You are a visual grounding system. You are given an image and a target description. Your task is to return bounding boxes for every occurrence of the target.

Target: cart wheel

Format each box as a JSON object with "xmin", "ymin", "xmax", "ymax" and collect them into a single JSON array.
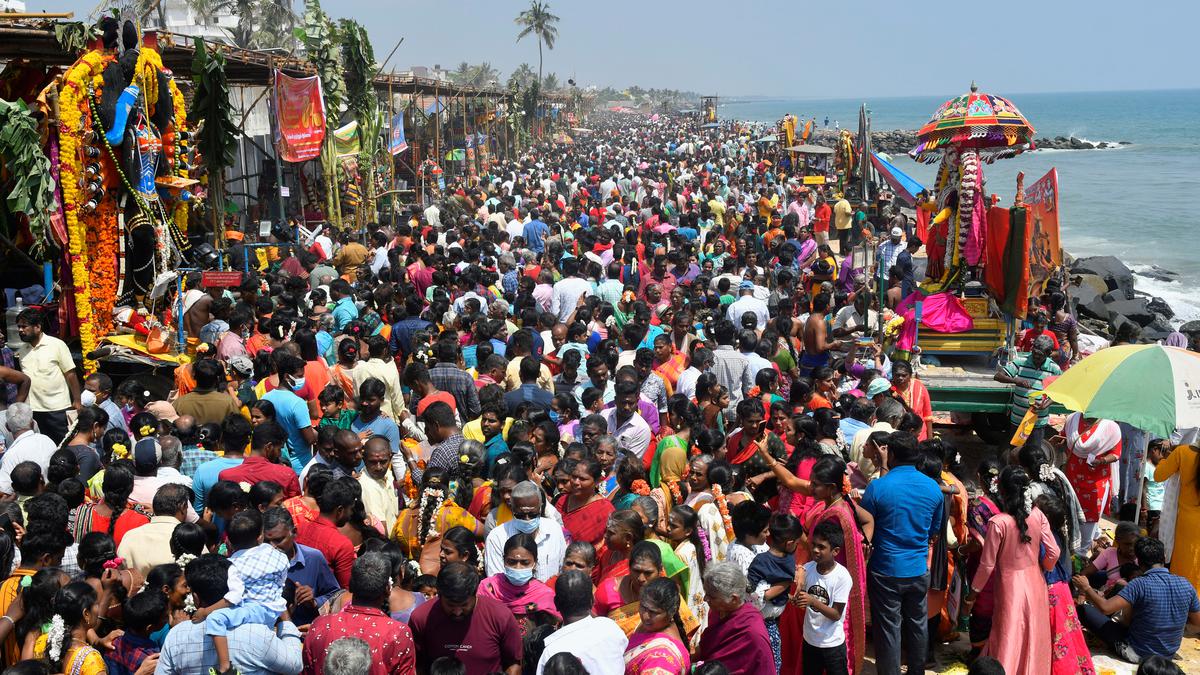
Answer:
[{"xmin": 971, "ymin": 413, "xmax": 1010, "ymax": 447}]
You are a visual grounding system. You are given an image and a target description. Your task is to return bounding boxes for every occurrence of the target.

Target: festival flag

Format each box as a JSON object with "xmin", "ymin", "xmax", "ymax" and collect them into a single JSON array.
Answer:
[
  {"xmin": 273, "ymin": 71, "xmax": 326, "ymax": 162},
  {"xmin": 388, "ymin": 112, "xmax": 408, "ymax": 155},
  {"xmin": 1024, "ymin": 168, "xmax": 1062, "ymax": 298}
]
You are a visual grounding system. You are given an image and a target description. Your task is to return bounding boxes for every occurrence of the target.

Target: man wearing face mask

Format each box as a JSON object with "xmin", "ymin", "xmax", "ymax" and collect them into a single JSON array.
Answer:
[
  {"xmin": 261, "ymin": 352, "xmax": 319, "ymax": 473},
  {"xmin": 82, "ymin": 373, "xmax": 127, "ymax": 434},
  {"xmin": 484, "ymin": 481, "xmax": 566, "ymax": 582},
  {"xmin": 409, "ymin": 562, "xmax": 523, "ymax": 675}
]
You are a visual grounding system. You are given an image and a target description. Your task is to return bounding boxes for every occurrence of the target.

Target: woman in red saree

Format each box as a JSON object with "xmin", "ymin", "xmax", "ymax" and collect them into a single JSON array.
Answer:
[
  {"xmin": 1063, "ymin": 412, "xmax": 1122, "ymax": 553},
  {"xmin": 761, "ymin": 451, "xmax": 873, "ymax": 675},
  {"xmin": 891, "ymin": 360, "xmax": 933, "ymax": 440},
  {"xmin": 594, "ymin": 541, "xmax": 699, "ymax": 639},
  {"xmin": 555, "ymin": 456, "xmax": 616, "ymax": 548}
]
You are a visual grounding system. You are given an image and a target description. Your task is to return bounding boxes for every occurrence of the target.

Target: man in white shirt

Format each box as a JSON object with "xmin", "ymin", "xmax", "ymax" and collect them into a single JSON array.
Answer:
[
  {"xmin": 506, "ymin": 208, "xmax": 527, "ymax": 241},
  {"xmin": 0, "ymin": 403, "xmax": 56, "ymax": 495},
  {"xmin": 549, "ymin": 257, "xmax": 593, "ymax": 322},
  {"xmin": 537, "ymin": 571, "xmax": 627, "ymax": 675},
  {"xmin": 484, "ymin": 481, "xmax": 565, "ymax": 582},
  {"xmin": 16, "ymin": 308, "xmax": 81, "ymax": 444},
  {"xmin": 676, "ymin": 348, "xmax": 713, "ymax": 402},
  {"xmin": 603, "ymin": 381, "xmax": 652, "ymax": 458},
  {"xmin": 726, "ymin": 280, "xmax": 770, "ymax": 330},
  {"xmin": 423, "ymin": 203, "xmax": 441, "ymax": 229}
]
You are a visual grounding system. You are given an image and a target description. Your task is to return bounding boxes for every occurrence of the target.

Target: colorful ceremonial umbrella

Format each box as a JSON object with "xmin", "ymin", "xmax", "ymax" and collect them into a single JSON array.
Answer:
[
  {"xmin": 1042, "ymin": 344, "xmax": 1200, "ymax": 437},
  {"xmin": 910, "ymin": 83, "xmax": 1037, "ymax": 162}
]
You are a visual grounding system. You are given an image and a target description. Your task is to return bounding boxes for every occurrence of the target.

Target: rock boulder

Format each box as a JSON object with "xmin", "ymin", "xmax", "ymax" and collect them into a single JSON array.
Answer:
[
  {"xmin": 1071, "ymin": 282, "xmax": 1110, "ymax": 322},
  {"xmin": 1071, "ymin": 256, "xmax": 1135, "ymax": 300},
  {"xmin": 1147, "ymin": 297, "xmax": 1175, "ymax": 320},
  {"xmin": 1107, "ymin": 297, "xmax": 1155, "ymax": 327}
]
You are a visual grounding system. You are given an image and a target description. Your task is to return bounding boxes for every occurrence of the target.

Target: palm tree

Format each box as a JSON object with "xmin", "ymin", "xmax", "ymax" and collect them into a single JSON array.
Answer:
[
  {"xmin": 507, "ymin": 63, "xmax": 536, "ymax": 90},
  {"xmin": 470, "ymin": 62, "xmax": 501, "ymax": 88},
  {"xmin": 542, "ymin": 72, "xmax": 559, "ymax": 92},
  {"xmin": 451, "ymin": 61, "xmax": 474, "ymax": 84},
  {"xmin": 514, "ymin": 1, "xmax": 559, "ymax": 87}
]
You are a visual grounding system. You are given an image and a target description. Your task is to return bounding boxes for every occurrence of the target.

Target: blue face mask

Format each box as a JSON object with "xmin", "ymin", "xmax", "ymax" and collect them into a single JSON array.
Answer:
[
  {"xmin": 510, "ymin": 516, "xmax": 539, "ymax": 534},
  {"xmin": 547, "ymin": 410, "xmax": 560, "ymax": 424},
  {"xmin": 291, "ymin": 377, "xmax": 307, "ymax": 393},
  {"xmin": 504, "ymin": 566, "xmax": 534, "ymax": 586}
]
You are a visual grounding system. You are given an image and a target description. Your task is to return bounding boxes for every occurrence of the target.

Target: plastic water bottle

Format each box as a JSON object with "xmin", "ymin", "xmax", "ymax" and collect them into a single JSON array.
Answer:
[{"xmin": 5, "ymin": 294, "xmax": 22, "ymax": 344}]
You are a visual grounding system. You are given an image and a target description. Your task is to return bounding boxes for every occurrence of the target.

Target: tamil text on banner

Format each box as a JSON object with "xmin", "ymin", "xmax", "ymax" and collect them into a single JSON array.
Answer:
[
  {"xmin": 274, "ymin": 71, "xmax": 326, "ymax": 162},
  {"xmin": 1024, "ymin": 168, "xmax": 1063, "ymax": 299},
  {"xmin": 388, "ymin": 113, "xmax": 408, "ymax": 155}
]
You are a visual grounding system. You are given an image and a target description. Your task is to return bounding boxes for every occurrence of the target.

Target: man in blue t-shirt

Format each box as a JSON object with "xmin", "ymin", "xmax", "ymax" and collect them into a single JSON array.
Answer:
[
  {"xmin": 860, "ymin": 431, "xmax": 944, "ymax": 674},
  {"xmin": 261, "ymin": 353, "xmax": 318, "ymax": 473},
  {"xmin": 1075, "ymin": 536, "xmax": 1200, "ymax": 663},
  {"xmin": 523, "ymin": 208, "xmax": 549, "ymax": 254}
]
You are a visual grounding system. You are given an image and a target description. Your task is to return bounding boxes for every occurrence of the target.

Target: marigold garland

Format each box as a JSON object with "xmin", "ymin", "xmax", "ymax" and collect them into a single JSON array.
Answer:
[
  {"xmin": 167, "ymin": 76, "xmax": 190, "ymax": 233},
  {"xmin": 711, "ymin": 484, "xmax": 735, "ymax": 541},
  {"xmin": 58, "ymin": 49, "xmax": 113, "ymax": 374},
  {"xmin": 135, "ymin": 46, "xmax": 163, "ymax": 112}
]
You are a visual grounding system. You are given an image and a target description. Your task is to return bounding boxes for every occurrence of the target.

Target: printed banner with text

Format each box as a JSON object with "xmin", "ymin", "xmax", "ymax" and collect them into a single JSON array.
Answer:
[
  {"xmin": 1024, "ymin": 168, "xmax": 1062, "ymax": 298},
  {"xmin": 273, "ymin": 71, "xmax": 326, "ymax": 162}
]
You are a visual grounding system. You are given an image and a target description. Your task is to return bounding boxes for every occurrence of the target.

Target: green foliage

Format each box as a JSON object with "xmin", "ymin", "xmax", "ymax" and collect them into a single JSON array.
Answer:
[
  {"xmin": 0, "ymin": 100, "xmax": 56, "ymax": 259},
  {"xmin": 338, "ymin": 19, "xmax": 377, "ymax": 122},
  {"xmin": 303, "ymin": 0, "xmax": 346, "ymax": 134},
  {"xmin": 188, "ymin": 37, "xmax": 239, "ymax": 175},
  {"xmin": 53, "ymin": 22, "xmax": 99, "ymax": 55}
]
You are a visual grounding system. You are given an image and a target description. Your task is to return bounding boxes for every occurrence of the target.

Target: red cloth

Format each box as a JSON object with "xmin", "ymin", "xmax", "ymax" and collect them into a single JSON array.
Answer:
[
  {"xmin": 915, "ymin": 204, "xmax": 931, "ymax": 241},
  {"xmin": 219, "ymin": 456, "xmax": 301, "ymax": 499},
  {"xmin": 555, "ymin": 494, "xmax": 615, "ymax": 548},
  {"xmin": 408, "ymin": 594, "xmax": 523, "ymax": 674},
  {"xmin": 1017, "ymin": 329, "xmax": 1060, "ymax": 353},
  {"xmin": 984, "ymin": 206, "xmax": 1012, "ymax": 303},
  {"xmin": 296, "ymin": 515, "xmax": 357, "ymax": 588},
  {"xmin": 303, "ymin": 604, "xmax": 416, "ymax": 675}
]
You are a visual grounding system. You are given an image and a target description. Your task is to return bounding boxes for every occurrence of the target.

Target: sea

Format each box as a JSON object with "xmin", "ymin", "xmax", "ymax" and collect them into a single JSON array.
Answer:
[{"xmin": 722, "ymin": 89, "xmax": 1200, "ymax": 324}]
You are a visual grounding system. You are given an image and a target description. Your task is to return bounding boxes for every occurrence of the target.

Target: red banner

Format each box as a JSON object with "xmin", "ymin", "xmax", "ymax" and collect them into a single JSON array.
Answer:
[
  {"xmin": 1024, "ymin": 168, "xmax": 1062, "ymax": 297},
  {"xmin": 274, "ymin": 71, "xmax": 326, "ymax": 162}
]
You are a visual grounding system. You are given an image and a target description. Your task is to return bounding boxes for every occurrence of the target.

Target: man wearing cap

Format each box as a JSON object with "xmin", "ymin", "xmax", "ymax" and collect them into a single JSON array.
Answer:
[
  {"xmin": 726, "ymin": 280, "xmax": 770, "ymax": 330},
  {"xmin": 877, "ymin": 227, "xmax": 906, "ymax": 282}
]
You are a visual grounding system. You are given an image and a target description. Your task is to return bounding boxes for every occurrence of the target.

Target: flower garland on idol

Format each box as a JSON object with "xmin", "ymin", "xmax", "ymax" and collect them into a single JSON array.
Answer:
[{"xmin": 58, "ymin": 50, "xmax": 113, "ymax": 373}]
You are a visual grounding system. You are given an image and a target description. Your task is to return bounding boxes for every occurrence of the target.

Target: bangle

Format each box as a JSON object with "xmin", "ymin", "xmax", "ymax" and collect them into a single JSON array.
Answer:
[{"xmin": 0, "ymin": 615, "xmax": 11, "ymax": 626}]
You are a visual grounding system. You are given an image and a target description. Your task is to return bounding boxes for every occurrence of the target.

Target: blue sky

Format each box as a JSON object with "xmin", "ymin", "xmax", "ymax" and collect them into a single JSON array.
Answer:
[{"xmin": 35, "ymin": 0, "xmax": 1200, "ymax": 97}]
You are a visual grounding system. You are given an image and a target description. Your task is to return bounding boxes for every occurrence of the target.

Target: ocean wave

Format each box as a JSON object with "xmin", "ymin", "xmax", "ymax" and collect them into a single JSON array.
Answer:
[
  {"xmin": 1129, "ymin": 266, "xmax": 1200, "ymax": 326},
  {"xmin": 1034, "ymin": 138, "xmax": 1130, "ymax": 153}
]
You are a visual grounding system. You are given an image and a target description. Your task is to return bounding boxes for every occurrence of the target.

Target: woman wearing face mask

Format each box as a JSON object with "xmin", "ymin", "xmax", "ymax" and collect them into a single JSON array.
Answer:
[{"xmin": 477, "ymin": 532, "xmax": 560, "ymax": 632}]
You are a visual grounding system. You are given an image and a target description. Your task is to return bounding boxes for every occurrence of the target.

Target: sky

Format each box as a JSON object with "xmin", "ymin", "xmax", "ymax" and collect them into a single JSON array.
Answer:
[{"xmin": 32, "ymin": 0, "xmax": 1200, "ymax": 98}]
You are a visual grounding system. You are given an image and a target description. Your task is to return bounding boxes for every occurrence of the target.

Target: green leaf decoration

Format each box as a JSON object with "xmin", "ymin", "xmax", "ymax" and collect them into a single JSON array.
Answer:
[{"xmin": 0, "ymin": 99, "xmax": 56, "ymax": 259}]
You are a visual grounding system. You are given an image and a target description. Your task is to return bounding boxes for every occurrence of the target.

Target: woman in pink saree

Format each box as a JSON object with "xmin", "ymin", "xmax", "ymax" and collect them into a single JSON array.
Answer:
[{"xmin": 623, "ymin": 578, "xmax": 691, "ymax": 675}]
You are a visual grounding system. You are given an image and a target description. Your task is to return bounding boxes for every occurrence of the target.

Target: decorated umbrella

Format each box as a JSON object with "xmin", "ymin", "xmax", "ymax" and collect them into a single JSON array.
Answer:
[
  {"xmin": 910, "ymin": 82, "xmax": 1036, "ymax": 163},
  {"xmin": 1043, "ymin": 344, "xmax": 1200, "ymax": 438}
]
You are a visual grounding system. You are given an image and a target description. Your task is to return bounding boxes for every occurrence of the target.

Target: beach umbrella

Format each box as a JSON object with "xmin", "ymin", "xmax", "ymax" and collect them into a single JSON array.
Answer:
[
  {"xmin": 1042, "ymin": 344, "xmax": 1200, "ymax": 437},
  {"xmin": 871, "ymin": 152, "xmax": 926, "ymax": 206},
  {"xmin": 910, "ymin": 82, "xmax": 1037, "ymax": 163}
]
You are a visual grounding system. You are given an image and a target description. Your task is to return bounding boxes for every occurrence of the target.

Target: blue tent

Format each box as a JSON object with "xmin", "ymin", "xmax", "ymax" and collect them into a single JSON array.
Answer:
[{"xmin": 871, "ymin": 152, "xmax": 926, "ymax": 206}]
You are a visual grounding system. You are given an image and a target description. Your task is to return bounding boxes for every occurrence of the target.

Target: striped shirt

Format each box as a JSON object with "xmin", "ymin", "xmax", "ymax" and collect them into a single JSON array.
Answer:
[{"xmin": 1002, "ymin": 355, "xmax": 1062, "ymax": 426}]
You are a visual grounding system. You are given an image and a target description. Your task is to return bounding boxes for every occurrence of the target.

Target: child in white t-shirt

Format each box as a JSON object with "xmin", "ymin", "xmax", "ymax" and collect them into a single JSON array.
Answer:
[{"xmin": 797, "ymin": 520, "xmax": 852, "ymax": 675}]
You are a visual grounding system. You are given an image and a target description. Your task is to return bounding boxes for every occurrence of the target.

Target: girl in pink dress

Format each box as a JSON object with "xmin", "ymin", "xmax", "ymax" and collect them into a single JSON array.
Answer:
[{"xmin": 967, "ymin": 466, "xmax": 1060, "ymax": 675}]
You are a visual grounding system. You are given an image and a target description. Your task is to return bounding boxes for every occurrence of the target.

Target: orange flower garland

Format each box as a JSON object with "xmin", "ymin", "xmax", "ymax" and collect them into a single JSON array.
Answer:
[
  {"xmin": 711, "ymin": 484, "xmax": 735, "ymax": 541},
  {"xmin": 167, "ymin": 76, "xmax": 189, "ymax": 233},
  {"xmin": 85, "ymin": 199, "xmax": 119, "ymax": 337},
  {"xmin": 58, "ymin": 49, "xmax": 113, "ymax": 374}
]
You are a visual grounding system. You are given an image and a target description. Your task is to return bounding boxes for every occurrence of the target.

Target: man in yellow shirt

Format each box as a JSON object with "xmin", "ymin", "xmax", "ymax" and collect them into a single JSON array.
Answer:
[
  {"xmin": 833, "ymin": 196, "xmax": 855, "ymax": 253},
  {"xmin": 708, "ymin": 194, "xmax": 726, "ymax": 228}
]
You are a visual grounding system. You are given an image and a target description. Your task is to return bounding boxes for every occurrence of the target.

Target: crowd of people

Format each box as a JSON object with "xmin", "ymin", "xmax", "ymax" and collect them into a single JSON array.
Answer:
[{"xmin": 0, "ymin": 110, "xmax": 1194, "ymax": 675}]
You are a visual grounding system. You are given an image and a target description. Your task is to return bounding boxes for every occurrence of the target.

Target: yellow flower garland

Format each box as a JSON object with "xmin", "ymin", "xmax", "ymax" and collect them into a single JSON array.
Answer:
[
  {"xmin": 59, "ymin": 49, "xmax": 112, "ymax": 374},
  {"xmin": 168, "ymin": 76, "xmax": 189, "ymax": 233},
  {"xmin": 135, "ymin": 46, "xmax": 163, "ymax": 112}
]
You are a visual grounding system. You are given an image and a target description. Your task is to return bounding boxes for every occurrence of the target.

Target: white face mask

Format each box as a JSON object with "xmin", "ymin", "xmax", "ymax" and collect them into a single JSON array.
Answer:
[{"xmin": 80, "ymin": 390, "xmax": 97, "ymax": 407}]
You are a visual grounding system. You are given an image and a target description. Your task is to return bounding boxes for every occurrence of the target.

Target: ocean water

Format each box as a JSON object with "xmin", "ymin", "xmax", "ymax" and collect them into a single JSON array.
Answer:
[{"xmin": 722, "ymin": 90, "xmax": 1200, "ymax": 323}]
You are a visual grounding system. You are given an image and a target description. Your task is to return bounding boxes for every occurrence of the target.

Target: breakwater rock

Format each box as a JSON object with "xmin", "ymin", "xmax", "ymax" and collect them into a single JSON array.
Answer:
[
  {"xmin": 1069, "ymin": 255, "xmax": 1178, "ymax": 340},
  {"xmin": 1034, "ymin": 136, "xmax": 1130, "ymax": 150}
]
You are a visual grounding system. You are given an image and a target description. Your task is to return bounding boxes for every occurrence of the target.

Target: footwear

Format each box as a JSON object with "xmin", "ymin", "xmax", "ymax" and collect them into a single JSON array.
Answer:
[{"xmin": 1114, "ymin": 641, "xmax": 1141, "ymax": 664}]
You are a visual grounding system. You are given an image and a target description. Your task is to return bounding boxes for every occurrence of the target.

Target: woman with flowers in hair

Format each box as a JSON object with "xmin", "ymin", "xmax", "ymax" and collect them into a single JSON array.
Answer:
[
  {"xmin": 71, "ymin": 462, "xmax": 148, "ymax": 547},
  {"xmin": 35, "ymin": 581, "xmax": 108, "ymax": 675},
  {"xmin": 391, "ymin": 466, "xmax": 482, "ymax": 573},
  {"xmin": 683, "ymin": 456, "xmax": 733, "ymax": 563}
]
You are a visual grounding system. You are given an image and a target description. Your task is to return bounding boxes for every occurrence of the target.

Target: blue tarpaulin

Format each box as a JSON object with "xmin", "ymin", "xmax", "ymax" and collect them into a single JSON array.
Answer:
[{"xmin": 871, "ymin": 152, "xmax": 926, "ymax": 206}]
